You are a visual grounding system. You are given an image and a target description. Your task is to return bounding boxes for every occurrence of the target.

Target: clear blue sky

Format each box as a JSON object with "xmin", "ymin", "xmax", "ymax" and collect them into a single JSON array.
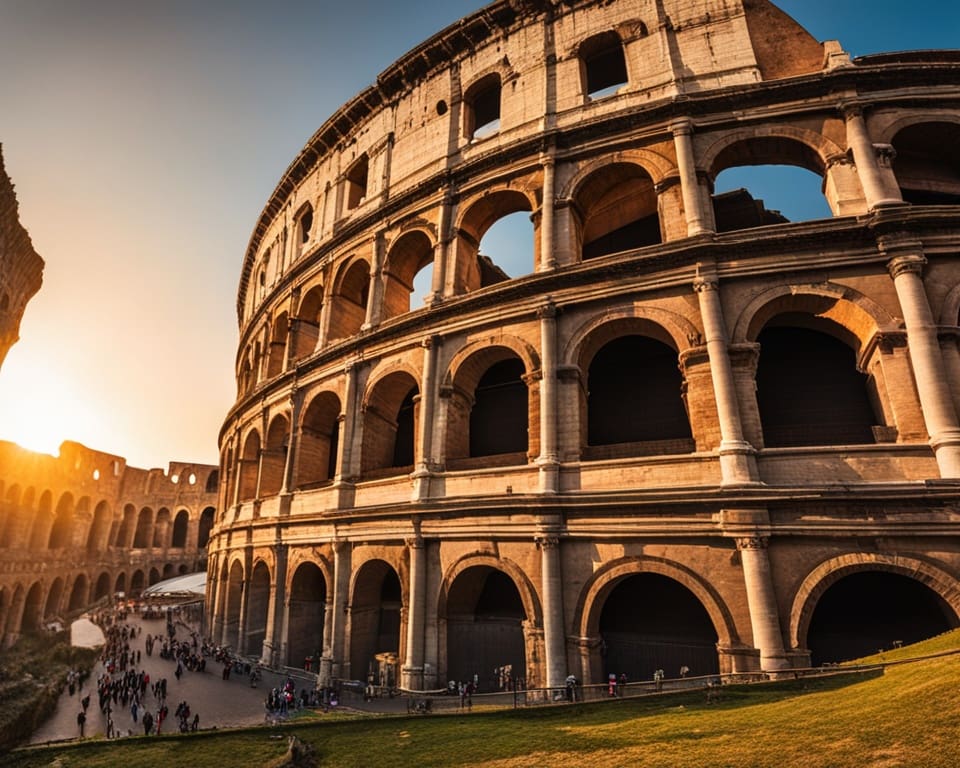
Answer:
[{"xmin": 0, "ymin": 0, "xmax": 956, "ymax": 469}]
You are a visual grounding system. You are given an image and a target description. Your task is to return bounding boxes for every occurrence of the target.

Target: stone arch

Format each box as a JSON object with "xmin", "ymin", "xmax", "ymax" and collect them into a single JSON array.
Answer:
[
  {"xmin": 133, "ymin": 507, "xmax": 154, "ymax": 548},
  {"xmin": 171, "ymin": 509, "xmax": 189, "ymax": 548},
  {"xmin": 114, "ymin": 572, "xmax": 127, "ymax": 595},
  {"xmin": 44, "ymin": 577, "xmax": 64, "ymax": 621},
  {"xmin": 246, "ymin": 559, "xmax": 272, "ymax": 659},
  {"xmin": 382, "ymin": 228, "xmax": 436, "ymax": 319},
  {"xmin": 223, "ymin": 558, "xmax": 244, "ymax": 650},
  {"xmin": 68, "ymin": 574, "xmax": 89, "ymax": 612},
  {"xmin": 153, "ymin": 507, "xmax": 171, "ymax": 548},
  {"xmin": 261, "ymin": 412, "xmax": 290, "ymax": 497},
  {"xmin": 788, "ymin": 552, "xmax": 960, "ymax": 653},
  {"xmin": 29, "ymin": 490, "xmax": 53, "ymax": 551},
  {"xmin": 452, "ymin": 188, "xmax": 537, "ymax": 293},
  {"xmin": 731, "ymin": 282, "xmax": 896, "ymax": 347},
  {"xmin": 94, "ymin": 572, "xmax": 112, "ymax": 601},
  {"xmin": 700, "ymin": 125, "xmax": 843, "ymax": 181},
  {"xmin": 22, "ymin": 581, "xmax": 44, "ymax": 633},
  {"xmin": 349, "ymin": 557, "xmax": 405, "ymax": 685},
  {"xmin": 238, "ymin": 428, "xmax": 261, "ymax": 502},
  {"xmin": 198, "ymin": 507, "xmax": 215, "ymax": 549},
  {"xmin": 297, "ymin": 389, "xmax": 343, "ymax": 487},
  {"xmin": 328, "ymin": 256, "xmax": 370, "ymax": 342},
  {"xmin": 291, "ymin": 280, "xmax": 326, "ymax": 361},
  {"xmin": 886, "ymin": 118, "xmax": 960, "ymax": 205},
  {"xmin": 286, "ymin": 559, "xmax": 328, "ymax": 667},
  {"xmin": 560, "ymin": 150, "xmax": 674, "ymax": 199},
  {"xmin": 438, "ymin": 553, "xmax": 542, "ymax": 628},
  {"xmin": 86, "ymin": 500, "xmax": 112, "ymax": 553},
  {"xmin": 130, "ymin": 569, "xmax": 146, "ymax": 595},
  {"xmin": 360, "ymin": 367, "xmax": 420, "ymax": 475},
  {"xmin": 266, "ymin": 311, "xmax": 289, "ymax": 378}
]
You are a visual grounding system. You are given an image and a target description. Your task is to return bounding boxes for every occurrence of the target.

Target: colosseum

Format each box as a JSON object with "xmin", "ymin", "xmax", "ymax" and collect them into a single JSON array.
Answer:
[{"xmin": 208, "ymin": 0, "xmax": 960, "ymax": 692}]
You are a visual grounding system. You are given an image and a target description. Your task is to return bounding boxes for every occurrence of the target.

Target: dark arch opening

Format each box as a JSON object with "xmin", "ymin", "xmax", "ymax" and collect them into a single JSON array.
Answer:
[
  {"xmin": 807, "ymin": 572, "xmax": 958, "ymax": 665},
  {"xmin": 586, "ymin": 335, "xmax": 692, "ymax": 457},
  {"xmin": 68, "ymin": 576, "xmax": 88, "ymax": 612},
  {"xmin": 577, "ymin": 164, "xmax": 661, "ymax": 259},
  {"xmin": 94, "ymin": 572, "xmax": 111, "ymax": 601},
  {"xmin": 598, "ymin": 573, "xmax": 719, "ymax": 681},
  {"xmin": 891, "ymin": 122, "xmax": 960, "ymax": 205},
  {"xmin": 350, "ymin": 562, "xmax": 402, "ymax": 686},
  {"xmin": 469, "ymin": 359, "xmax": 528, "ymax": 458},
  {"xmin": 171, "ymin": 510, "xmax": 189, "ymax": 548},
  {"xmin": 446, "ymin": 567, "xmax": 526, "ymax": 691},
  {"xmin": 287, "ymin": 563, "xmax": 327, "ymax": 667},
  {"xmin": 246, "ymin": 562, "xmax": 271, "ymax": 659},
  {"xmin": 198, "ymin": 507, "xmax": 215, "ymax": 549},
  {"xmin": 757, "ymin": 324, "xmax": 878, "ymax": 447}
]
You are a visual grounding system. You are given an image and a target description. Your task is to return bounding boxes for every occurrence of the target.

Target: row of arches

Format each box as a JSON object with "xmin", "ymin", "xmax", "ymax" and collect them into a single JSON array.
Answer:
[
  {"xmin": 0, "ymin": 563, "xmax": 196, "ymax": 645},
  {"xmin": 0, "ymin": 488, "xmax": 215, "ymax": 554},
  {"xmin": 241, "ymin": 118, "xmax": 960, "ymax": 386},
  {"xmin": 225, "ymin": 282, "xmax": 950, "ymax": 500},
  {"xmin": 215, "ymin": 548, "xmax": 959, "ymax": 686}
]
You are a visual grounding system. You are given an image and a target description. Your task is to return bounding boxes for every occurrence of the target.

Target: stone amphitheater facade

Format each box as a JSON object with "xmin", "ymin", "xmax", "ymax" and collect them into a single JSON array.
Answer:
[
  {"xmin": 0, "ymin": 440, "xmax": 218, "ymax": 646},
  {"xmin": 0, "ymin": 145, "xmax": 43, "ymax": 372},
  {"xmin": 209, "ymin": 0, "xmax": 960, "ymax": 691}
]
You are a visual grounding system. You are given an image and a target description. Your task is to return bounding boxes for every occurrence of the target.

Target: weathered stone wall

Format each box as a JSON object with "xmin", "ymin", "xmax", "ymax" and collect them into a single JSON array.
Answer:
[{"xmin": 212, "ymin": 0, "xmax": 960, "ymax": 689}]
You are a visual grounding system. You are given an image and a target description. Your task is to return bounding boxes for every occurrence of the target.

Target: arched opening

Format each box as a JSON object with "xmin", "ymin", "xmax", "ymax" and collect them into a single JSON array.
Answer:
[
  {"xmin": 292, "ymin": 284, "xmax": 324, "ymax": 361},
  {"xmin": 469, "ymin": 358, "xmax": 529, "ymax": 459},
  {"xmin": 350, "ymin": 561, "xmax": 402, "ymax": 685},
  {"xmin": 48, "ymin": 493, "xmax": 74, "ymax": 549},
  {"xmin": 455, "ymin": 191, "xmax": 535, "ymax": 294},
  {"xmin": 198, "ymin": 507, "xmax": 215, "ymax": 549},
  {"xmin": 710, "ymin": 138, "xmax": 829, "ymax": 231},
  {"xmin": 130, "ymin": 570, "xmax": 145, "ymax": 596},
  {"xmin": 345, "ymin": 154, "xmax": 369, "ymax": 211},
  {"xmin": 163, "ymin": 563, "xmax": 175, "ymax": 579},
  {"xmin": 94, "ymin": 572, "xmax": 111, "ymax": 601},
  {"xmin": 891, "ymin": 122, "xmax": 960, "ymax": 205},
  {"xmin": 295, "ymin": 203, "xmax": 313, "ymax": 260},
  {"xmin": 298, "ymin": 392, "xmax": 341, "ymax": 488},
  {"xmin": 22, "ymin": 582, "xmax": 44, "ymax": 633},
  {"xmin": 178, "ymin": 564, "xmax": 189, "ymax": 575},
  {"xmin": 757, "ymin": 322, "xmax": 879, "ymax": 447},
  {"xmin": 327, "ymin": 260, "xmax": 370, "ymax": 342},
  {"xmin": 171, "ymin": 510, "xmax": 189, "ymax": 548},
  {"xmin": 68, "ymin": 575, "xmax": 88, "ymax": 613},
  {"xmin": 361, "ymin": 372, "xmax": 419, "ymax": 477},
  {"xmin": 239, "ymin": 431, "xmax": 261, "ymax": 502},
  {"xmin": 205, "ymin": 470, "xmax": 219, "ymax": 494},
  {"xmin": 153, "ymin": 508, "xmax": 170, "ymax": 548},
  {"xmin": 114, "ymin": 572, "xmax": 126, "ymax": 596},
  {"xmin": 287, "ymin": 562, "xmax": 327, "ymax": 667},
  {"xmin": 464, "ymin": 72, "xmax": 501, "ymax": 140},
  {"xmin": 266, "ymin": 312, "xmax": 289, "ymax": 378},
  {"xmin": 224, "ymin": 561, "xmax": 243, "ymax": 650},
  {"xmin": 598, "ymin": 573, "xmax": 719, "ymax": 680},
  {"xmin": 807, "ymin": 572, "xmax": 958, "ymax": 665},
  {"xmin": 246, "ymin": 561, "xmax": 271, "ymax": 659},
  {"xmin": 446, "ymin": 567, "xmax": 527, "ymax": 691},
  {"xmin": 114, "ymin": 504, "xmax": 136, "ymax": 548},
  {"xmin": 575, "ymin": 163, "xmax": 661, "ymax": 260},
  {"xmin": 29, "ymin": 491, "xmax": 53, "ymax": 551},
  {"xmin": 383, "ymin": 231, "xmax": 435, "ymax": 319},
  {"xmin": 86, "ymin": 501, "xmax": 111, "ymax": 553},
  {"xmin": 44, "ymin": 577, "xmax": 64, "ymax": 621},
  {"xmin": 133, "ymin": 508, "xmax": 153, "ymax": 548},
  {"xmin": 580, "ymin": 31, "xmax": 628, "ymax": 99},
  {"xmin": 585, "ymin": 334, "xmax": 693, "ymax": 459},
  {"xmin": 260, "ymin": 415, "xmax": 290, "ymax": 497}
]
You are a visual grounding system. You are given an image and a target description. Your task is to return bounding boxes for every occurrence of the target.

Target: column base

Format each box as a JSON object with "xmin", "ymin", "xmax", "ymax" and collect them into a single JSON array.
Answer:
[
  {"xmin": 931, "ymin": 430, "xmax": 960, "ymax": 478},
  {"xmin": 537, "ymin": 457, "xmax": 560, "ymax": 494},
  {"xmin": 718, "ymin": 441, "xmax": 761, "ymax": 486},
  {"xmin": 401, "ymin": 665, "xmax": 424, "ymax": 692}
]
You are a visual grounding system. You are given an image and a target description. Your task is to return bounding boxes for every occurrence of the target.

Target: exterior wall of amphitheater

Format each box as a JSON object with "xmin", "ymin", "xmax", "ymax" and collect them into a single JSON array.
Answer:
[
  {"xmin": 210, "ymin": 0, "xmax": 960, "ymax": 691},
  {"xmin": 0, "ymin": 440, "xmax": 218, "ymax": 646}
]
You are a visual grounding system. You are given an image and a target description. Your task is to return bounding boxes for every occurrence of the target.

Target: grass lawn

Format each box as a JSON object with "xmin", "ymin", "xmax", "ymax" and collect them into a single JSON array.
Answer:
[{"xmin": 8, "ymin": 631, "xmax": 960, "ymax": 768}]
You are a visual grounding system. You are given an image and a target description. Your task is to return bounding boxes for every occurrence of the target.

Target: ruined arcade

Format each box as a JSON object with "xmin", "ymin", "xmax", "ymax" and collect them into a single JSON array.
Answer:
[{"xmin": 208, "ymin": 0, "xmax": 960, "ymax": 691}]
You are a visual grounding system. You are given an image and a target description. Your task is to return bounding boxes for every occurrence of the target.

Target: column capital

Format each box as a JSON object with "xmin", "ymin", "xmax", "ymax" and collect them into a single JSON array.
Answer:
[
  {"xmin": 537, "ymin": 300, "xmax": 557, "ymax": 320},
  {"xmin": 887, "ymin": 254, "xmax": 927, "ymax": 280},
  {"xmin": 736, "ymin": 535, "xmax": 769, "ymax": 551},
  {"xmin": 693, "ymin": 276, "xmax": 719, "ymax": 293},
  {"xmin": 421, "ymin": 334, "xmax": 441, "ymax": 350},
  {"xmin": 670, "ymin": 117, "xmax": 694, "ymax": 136},
  {"xmin": 405, "ymin": 534, "xmax": 425, "ymax": 549},
  {"xmin": 536, "ymin": 534, "xmax": 560, "ymax": 549}
]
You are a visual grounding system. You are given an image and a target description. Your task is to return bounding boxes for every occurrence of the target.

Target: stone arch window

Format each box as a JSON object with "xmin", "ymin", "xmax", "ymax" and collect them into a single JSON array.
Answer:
[
  {"xmin": 327, "ymin": 260, "xmax": 370, "ymax": 342},
  {"xmin": 152, "ymin": 507, "xmax": 171, "ymax": 548},
  {"xmin": 239, "ymin": 431, "xmax": 261, "ymax": 502},
  {"xmin": 455, "ymin": 190, "xmax": 535, "ymax": 294},
  {"xmin": 579, "ymin": 31, "xmax": 628, "ymax": 100},
  {"xmin": 205, "ymin": 469, "xmax": 219, "ymax": 494},
  {"xmin": 574, "ymin": 163, "xmax": 661, "ymax": 260},
  {"xmin": 133, "ymin": 507, "xmax": 154, "ymax": 548},
  {"xmin": 114, "ymin": 504, "xmax": 136, "ymax": 548},
  {"xmin": 583, "ymin": 333, "xmax": 693, "ymax": 460},
  {"xmin": 266, "ymin": 311, "xmax": 289, "ymax": 378},
  {"xmin": 86, "ymin": 500, "xmax": 111, "ymax": 553},
  {"xmin": 891, "ymin": 122, "xmax": 960, "ymax": 205},
  {"xmin": 710, "ymin": 137, "xmax": 830, "ymax": 231},
  {"xmin": 350, "ymin": 560, "xmax": 402, "ymax": 683},
  {"xmin": 287, "ymin": 562, "xmax": 326, "ymax": 667},
  {"xmin": 260, "ymin": 414, "xmax": 290, "ymax": 497},
  {"xmin": 345, "ymin": 154, "xmax": 369, "ymax": 211},
  {"xmin": 298, "ymin": 391, "xmax": 341, "ymax": 488},
  {"xmin": 246, "ymin": 562, "xmax": 271, "ymax": 659},
  {"xmin": 292, "ymin": 284, "xmax": 324, "ymax": 360},
  {"xmin": 756, "ymin": 317, "xmax": 882, "ymax": 447},
  {"xmin": 382, "ymin": 231, "xmax": 434, "ymax": 319},
  {"xmin": 29, "ymin": 490, "xmax": 53, "ymax": 551},
  {"xmin": 197, "ymin": 507, "xmax": 214, "ymax": 548},
  {"xmin": 47, "ymin": 492, "xmax": 74, "ymax": 549},
  {"xmin": 445, "ymin": 349, "xmax": 532, "ymax": 467},
  {"xmin": 295, "ymin": 203, "xmax": 314, "ymax": 260},
  {"xmin": 464, "ymin": 73, "xmax": 501, "ymax": 141},
  {"xmin": 361, "ymin": 371, "xmax": 419, "ymax": 477},
  {"xmin": 171, "ymin": 509, "xmax": 189, "ymax": 548},
  {"xmin": 258, "ymin": 248, "xmax": 271, "ymax": 301}
]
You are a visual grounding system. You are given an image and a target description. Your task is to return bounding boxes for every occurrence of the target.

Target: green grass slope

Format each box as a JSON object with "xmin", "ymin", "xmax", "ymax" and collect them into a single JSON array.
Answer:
[{"xmin": 11, "ymin": 630, "xmax": 960, "ymax": 768}]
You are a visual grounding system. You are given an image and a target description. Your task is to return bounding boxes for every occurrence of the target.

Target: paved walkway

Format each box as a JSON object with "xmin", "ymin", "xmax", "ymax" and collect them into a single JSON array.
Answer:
[{"xmin": 30, "ymin": 614, "xmax": 331, "ymax": 744}]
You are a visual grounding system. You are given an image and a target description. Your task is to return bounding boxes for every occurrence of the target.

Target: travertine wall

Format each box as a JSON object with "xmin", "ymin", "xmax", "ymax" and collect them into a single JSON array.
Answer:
[{"xmin": 211, "ymin": 0, "xmax": 960, "ymax": 689}]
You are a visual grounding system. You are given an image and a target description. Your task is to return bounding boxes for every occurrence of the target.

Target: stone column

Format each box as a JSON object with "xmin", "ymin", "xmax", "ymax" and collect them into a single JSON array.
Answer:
[
  {"xmin": 537, "ymin": 532, "xmax": 567, "ymax": 689},
  {"xmin": 887, "ymin": 254, "xmax": 960, "ymax": 477},
  {"xmin": 413, "ymin": 337, "xmax": 439, "ymax": 500},
  {"xmin": 736, "ymin": 535, "xmax": 789, "ymax": 672},
  {"xmin": 320, "ymin": 539, "xmax": 351, "ymax": 685},
  {"xmin": 280, "ymin": 386, "xmax": 302, "ymax": 498},
  {"xmin": 430, "ymin": 194, "xmax": 453, "ymax": 304},
  {"xmin": 401, "ymin": 527, "xmax": 426, "ymax": 691},
  {"xmin": 539, "ymin": 154, "xmax": 556, "ymax": 271},
  {"xmin": 262, "ymin": 544, "xmax": 288, "ymax": 667},
  {"xmin": 694, "ymin": 274, "xmax": 759, "ymax": 485},
  {"xmin": 843, "ymin": 105, "xmax": 902, "ymax": 209},
  {"xmin": 672, "ymin": 119, "xmax": 713, "ymax": 236},
  {"xmin": 538, "ymin": 302, "xmax": 560, "ymax": 493},
  {"xmin": 333, "ymin": 362, "xmax": 360, "ymax": 505},
  {"xmin": 362, "ymin": 231, "xmax": 385, "ymax": 330}
]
